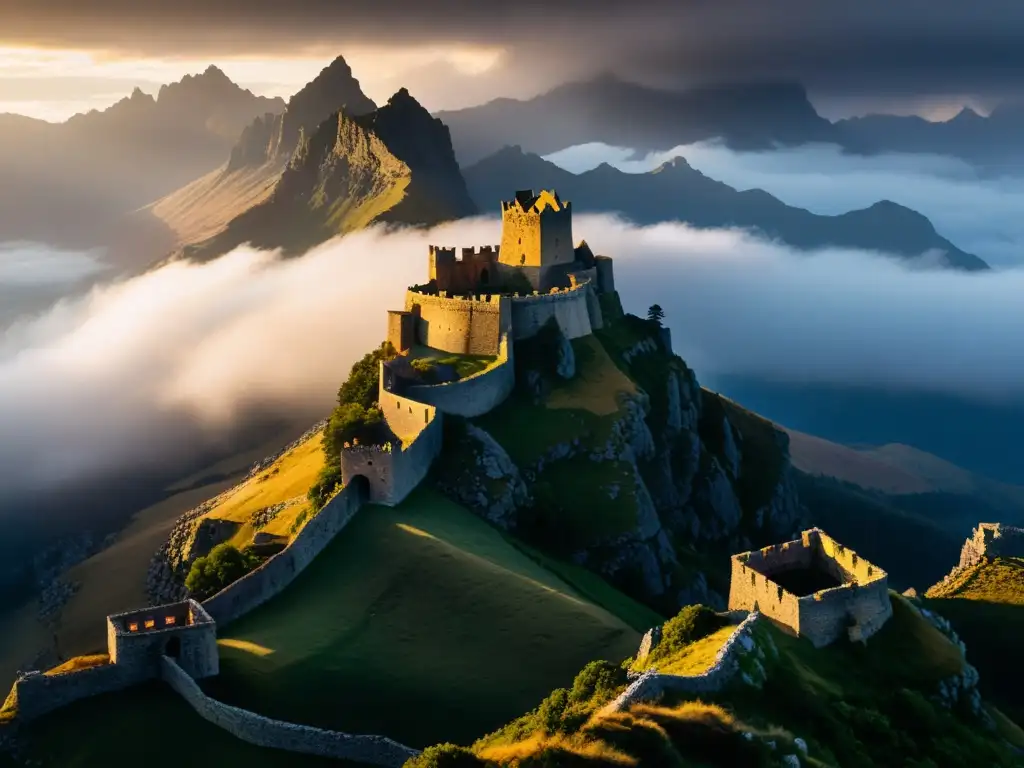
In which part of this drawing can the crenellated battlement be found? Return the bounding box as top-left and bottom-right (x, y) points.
(729, 528), (891, 647)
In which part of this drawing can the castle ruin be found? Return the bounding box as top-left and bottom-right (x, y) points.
(341, 189), (616, 506)
(728, 528), (892, 648)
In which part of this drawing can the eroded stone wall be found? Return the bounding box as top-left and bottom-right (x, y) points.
(728, 556), (802, 633)
(608, 613), (763, 711)
(959, 523), (1024, 569)
(161, 657), (418, 767)
(510, 284), (595, 341)
(404, 291), (504, 356)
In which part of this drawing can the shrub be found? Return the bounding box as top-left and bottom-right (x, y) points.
(307, 463), (342, 512)
(404, 743), (484, 768)
(336, 341), (396, 410)
(185, 543), (260, 600)
(322, 403), (384, 465)
(645, 605), (729, 668)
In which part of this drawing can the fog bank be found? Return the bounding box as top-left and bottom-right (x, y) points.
(1, 215), (1021, 505)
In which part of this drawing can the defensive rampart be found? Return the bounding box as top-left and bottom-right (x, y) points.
(202, 482), (364, 627)
(161, 657), (418, 767)
(607, 612), (762, 712)
(404, 290), (507, 356)
(510, 283), (597, 341)
(403, 332), (515, 417)
(14, 662), (140, 722)
(728, 528), (892, 648)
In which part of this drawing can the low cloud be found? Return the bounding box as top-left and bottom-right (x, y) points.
(544, 141), (1024, 268)
(1, 215), (1021, 506)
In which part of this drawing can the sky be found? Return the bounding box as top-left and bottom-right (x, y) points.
(3, 0), (1024, 120)
(2, 215), (1023, 504)
(544, 141), (1024, 268)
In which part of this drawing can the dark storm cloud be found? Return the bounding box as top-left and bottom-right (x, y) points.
(5, 1), (1024, 103)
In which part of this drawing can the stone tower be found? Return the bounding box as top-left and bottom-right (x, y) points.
(498, 190), (575, 283)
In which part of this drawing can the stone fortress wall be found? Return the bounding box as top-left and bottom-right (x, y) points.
(403, 291), (506, 357)
(729, 528), (892, 648)
(161, 657), (417, 768)
(403, 331), (516, 418)
(958, 522), (1024, 569)
(15, 599), (218, 722)
(202, 479), (365, 627)
(509, 276), (602, 341)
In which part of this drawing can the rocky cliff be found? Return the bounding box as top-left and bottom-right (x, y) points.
(183, 88), (477, 262)
(226, 56), (377, 171)
(434, 311), (806, 614)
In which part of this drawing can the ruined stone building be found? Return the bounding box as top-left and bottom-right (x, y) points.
(728, 528), (892, 648)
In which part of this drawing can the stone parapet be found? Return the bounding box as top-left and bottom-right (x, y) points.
(161, 657), (418, 767)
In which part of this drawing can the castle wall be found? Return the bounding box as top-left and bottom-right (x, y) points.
(510, 285), (595, 341)
(13, 662), (140, 722)
(595, 255), (615, 293)
(403, 333), (515, 418)
(500, 208), (544, 268)
(161, 657), (418, 767)
(728, 556), (802, 634)
(404, 291), (505, 357)
(386, 311), (414, 354)
(202, 482), (364, 627)
(728, 528), (891, 648)
(341, 383), (443, 507)
(379, 371), (438, 445)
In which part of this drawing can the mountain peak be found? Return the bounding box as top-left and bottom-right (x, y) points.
(652, 156), (693, 173)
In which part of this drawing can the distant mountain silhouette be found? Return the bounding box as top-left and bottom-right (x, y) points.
(0, 66), (285, 256)
(463, 146), (988, 270)
(436, 75), (837, 166)
(837, 105), (1024, 171)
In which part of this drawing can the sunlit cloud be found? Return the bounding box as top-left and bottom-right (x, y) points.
(0, 44), (506, 121)
(1, 215), (1022, 507)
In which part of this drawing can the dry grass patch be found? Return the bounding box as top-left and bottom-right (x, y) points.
(44, 654), (108, 676)
(655, 625), (737, 676)
(547, 336), (636, 417)
(479, 732), (637, 766)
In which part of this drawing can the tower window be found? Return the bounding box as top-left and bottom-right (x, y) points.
(518, 238), (522, 245)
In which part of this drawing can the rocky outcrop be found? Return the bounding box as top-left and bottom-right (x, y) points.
(932, 522), (1024, 591)
(435, 423), (531, 531)
(227, 56), (376, 171)
(439, 321), (806, 613)
(917, 605), (995, 729)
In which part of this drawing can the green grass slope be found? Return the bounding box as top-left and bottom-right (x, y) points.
(926, 556), (1024, 723)
(203, 488), (644, 749)
(17, 683), (361, 768)
(413, 594), (1023, 768)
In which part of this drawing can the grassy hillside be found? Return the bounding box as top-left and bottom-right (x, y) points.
(412, 595), (1023, 768)
(926, 557), (1024, 723)
(17, 683), (363, 768)
(203, 488), (646, 749)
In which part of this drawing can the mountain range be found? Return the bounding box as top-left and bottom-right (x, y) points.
(0, 66), (284, 255)
(463, 146), (989, 270)
(152, 58), (476, 264)
(438, 73), (1024, 173)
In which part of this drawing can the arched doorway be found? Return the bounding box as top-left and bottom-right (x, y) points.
(348, 474), (371, 503)
(165, 636), (181, 659)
